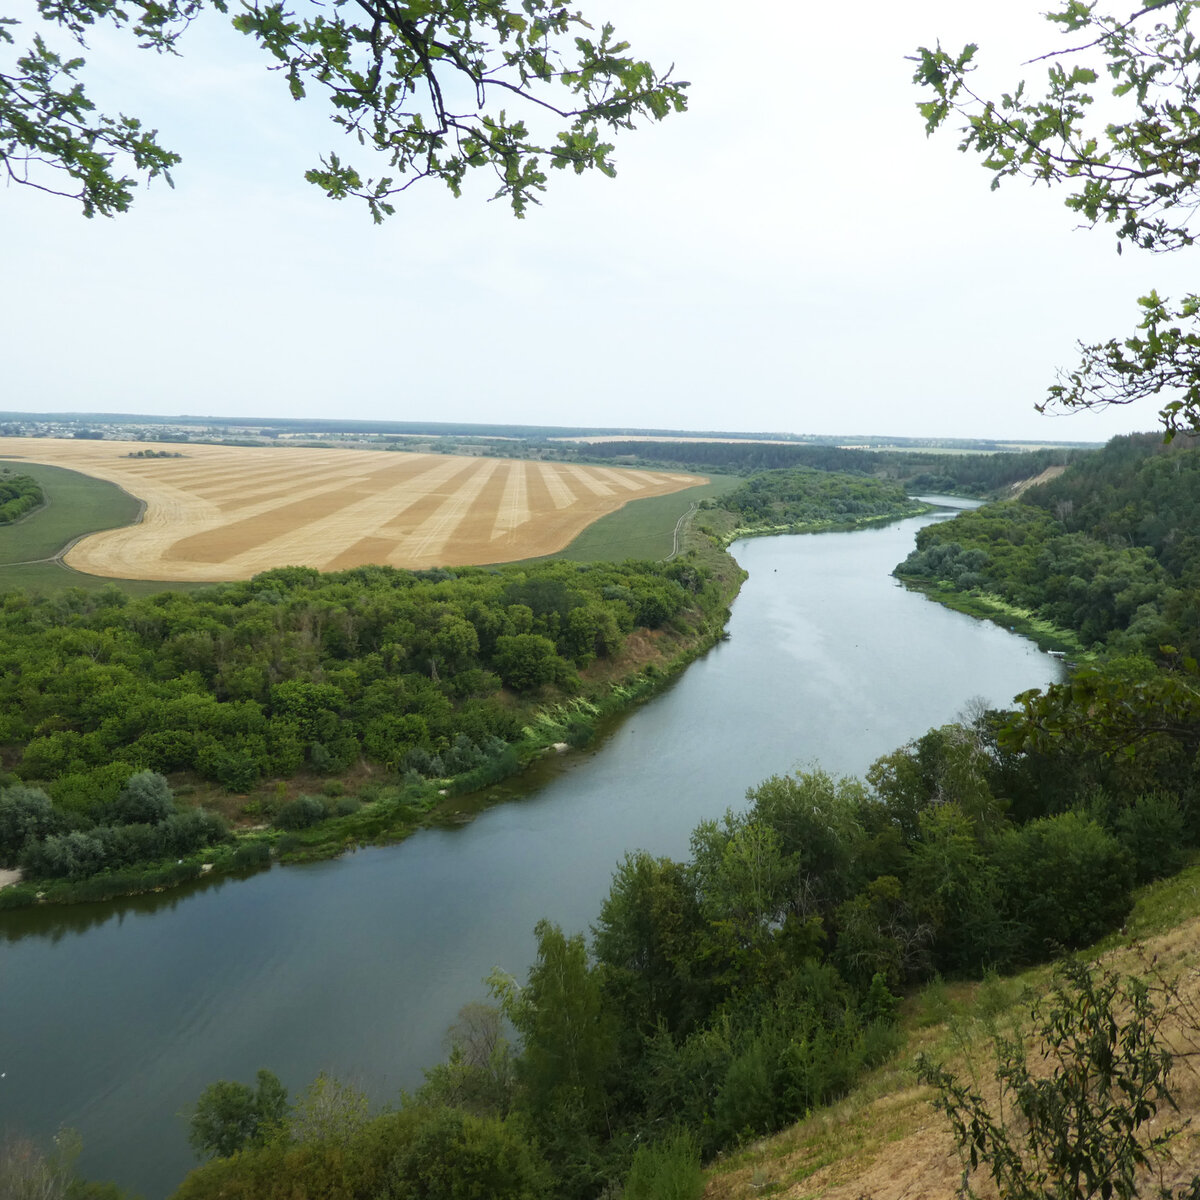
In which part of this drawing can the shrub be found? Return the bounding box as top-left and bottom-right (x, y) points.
(622, 1128), (704, 1200)
(231, 840), (271, 871)
(917, 960), (1200, 1200)
(0, 785), (61, 867)
(1113, 792), (1188, 883)
(384, 1107), (551, 1200)
(108, 770), (174, 826)
(993, 813), (1135, 959)
(273, 795), (327, 831)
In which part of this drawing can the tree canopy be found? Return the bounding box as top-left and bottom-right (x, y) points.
(1, 0), (687, 219)
(913, 1), (1200, 436)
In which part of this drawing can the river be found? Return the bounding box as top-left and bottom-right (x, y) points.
(0, 504), (1062, 1198)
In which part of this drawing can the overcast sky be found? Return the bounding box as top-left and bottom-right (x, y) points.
(4, 0), (1193, 442)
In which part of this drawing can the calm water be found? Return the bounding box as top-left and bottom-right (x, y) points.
(0, 507), (1062, 1197)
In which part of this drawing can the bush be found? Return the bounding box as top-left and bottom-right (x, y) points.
(22, 830), (107, 880)
(1113, 792), (1188, 883)
(0, 785), (61, 867)
(622, 1129), (704, 1200)
(917, 960), (1200, 1200)
(231, 840), (271, 871)
(273, 795), (327, 831)
(108, 770), (174, 826)
(0, 884), (36, 910)
(384, 1107), (551, 1200)
(993, 813), (1135, 959)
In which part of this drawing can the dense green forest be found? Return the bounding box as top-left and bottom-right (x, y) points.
(712, 468), (929, 530)
(897, 433), (1200, 659)
(0, 472), (44, 524)
(0, 555), (736, 901)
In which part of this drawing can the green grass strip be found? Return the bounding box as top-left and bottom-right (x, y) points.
(548, 475), (741, 563)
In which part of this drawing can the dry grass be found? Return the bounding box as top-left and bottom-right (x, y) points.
(0, 438), (703, 580)
(706, 873), (1200, 1200)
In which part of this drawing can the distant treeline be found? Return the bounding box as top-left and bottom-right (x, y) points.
(897, 432), (1200, 659)
(0, 472), (44, 524)
(573, 439), (1081, 493)
(0, 412), (808, 442)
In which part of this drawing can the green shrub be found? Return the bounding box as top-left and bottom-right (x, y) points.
(993, 813), (1135, 959)
(108, 770), (174, 826)
(0, 884), (36, 909)
(1113, 792), (1188, 883)
(0, 784), (61, 867)
(273, 795), (326, 831)
(231, 840), (271, 870)
(622, 1128), (704, 1200)
(384, 1107), (551, 1200)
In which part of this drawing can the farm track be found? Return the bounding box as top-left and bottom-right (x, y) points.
(0, 439), (704, 581)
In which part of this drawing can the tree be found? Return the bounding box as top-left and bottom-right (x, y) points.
(492, 633), (564, 692)
(187, 1069), (290, 1160)
(1, 0), (687, 220)
(0, 784), (60, 867)
(385, 1106), (551, 1200)
(912, 2), (1200, 435)
(108, 769), (174, 826)
(287, 1072), (371, 1144)
(917, 959), (1200, 1200)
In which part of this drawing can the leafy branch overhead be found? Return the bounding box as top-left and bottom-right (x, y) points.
(0, 0), (688, 219)
(912, 1), (1200, 435)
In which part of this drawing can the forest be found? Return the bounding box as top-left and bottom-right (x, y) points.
(0, 556), (728, 901)
(712, 468), (929, 529)
(896, 433), (1200, 660)
(572, 438), (1080, 493)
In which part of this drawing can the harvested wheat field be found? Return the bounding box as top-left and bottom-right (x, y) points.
(0, 438), (704, 581)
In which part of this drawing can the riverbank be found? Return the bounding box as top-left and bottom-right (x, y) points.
(892, 578), (1094, 660)
(0, 539), (748, 911)
(692, 498), (936, 550)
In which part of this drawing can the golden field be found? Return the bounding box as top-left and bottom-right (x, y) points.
(0, 438), (704, 581)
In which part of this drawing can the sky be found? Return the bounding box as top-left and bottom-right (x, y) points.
(4, 0), (1195, 442)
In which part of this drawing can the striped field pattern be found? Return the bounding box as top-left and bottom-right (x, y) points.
(0, 439), (704, 581)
